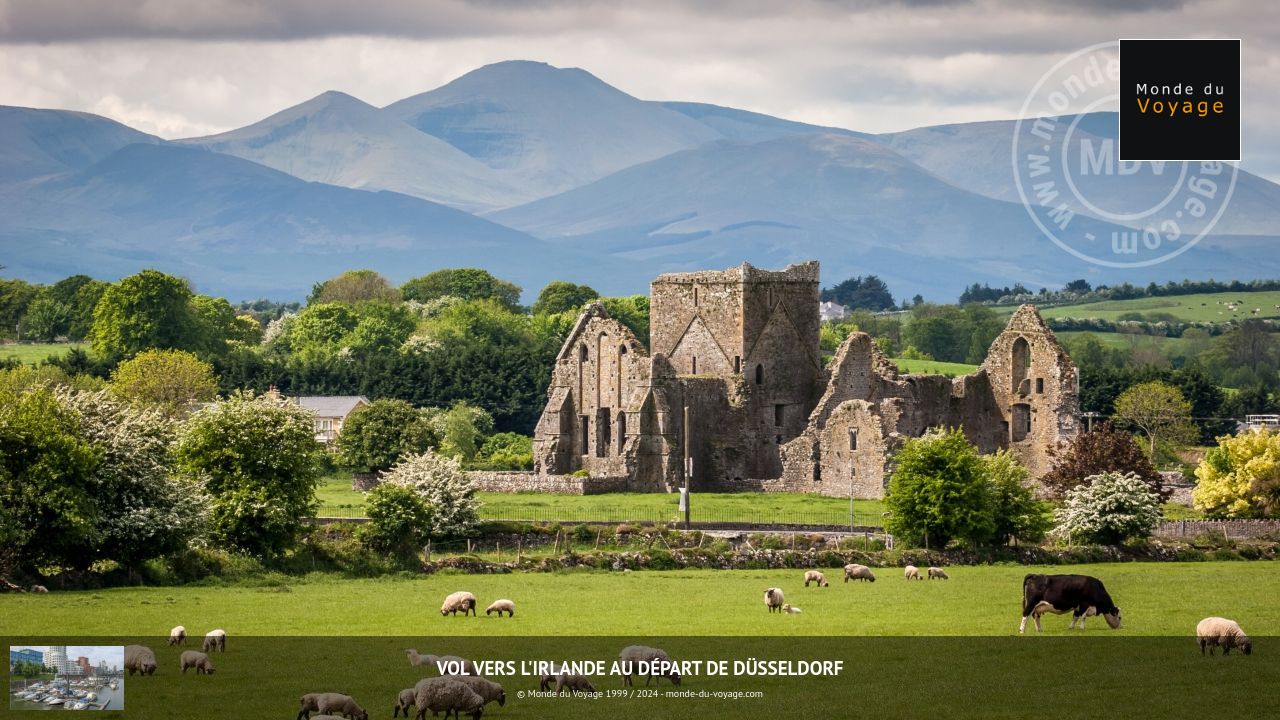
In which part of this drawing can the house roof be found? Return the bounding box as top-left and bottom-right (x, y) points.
(295, 396), (369, 418)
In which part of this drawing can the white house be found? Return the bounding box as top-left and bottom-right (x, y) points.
(294, 396), (369, 443)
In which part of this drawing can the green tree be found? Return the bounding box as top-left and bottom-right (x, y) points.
(1053, 471), (1161, 544)
(430, 401), (494, 463)
(600, 295), (650, 348)
(21, 293), (72, 341)
(400, 268), (522, 311)
(109, 349), (218, 417)
(982, 450), (1051, 544)
(1193, 429), (1280, 518)
(286, 303), (359, 354)
(532, 281), (600, 315)
(474, 432), (534, 470)
(884, 429), (995, 547)
(90, 269), (197, 359)
(309, 269), (400, 305)
(378, 451), (480, 539)
(334, 399), (438, 473)
(0, 278), (38, 340)
(1041, 422), (1163, 498)
(174, 391), (321, 557)
(1114, 381), (1198, 458)
(0, 386), (101, 574)
(820, 275), (895, 311)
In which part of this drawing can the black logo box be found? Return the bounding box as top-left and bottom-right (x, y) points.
(1120, 39), (1240, 162)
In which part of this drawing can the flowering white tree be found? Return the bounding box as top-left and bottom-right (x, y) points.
(58, 388), (208, 566)
(380, 451), (481, 538)
(1053, 471), (1162, 545)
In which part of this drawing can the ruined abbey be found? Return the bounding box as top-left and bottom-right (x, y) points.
(531, 262), (1079, 498)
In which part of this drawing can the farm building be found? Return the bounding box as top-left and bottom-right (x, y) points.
(531, 261), (1079, 498)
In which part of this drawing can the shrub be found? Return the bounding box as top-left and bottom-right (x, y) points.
(334, 398), (437, 473)
(983, 450), (1051, 544)
(473, 432), (534, 470)
(379, 451), (481, 539)
(885, 429), (994, 547)
(1042, 422), (1164, 498)
(1053, 472), (1162, 545)
(360, 484), (433, 558)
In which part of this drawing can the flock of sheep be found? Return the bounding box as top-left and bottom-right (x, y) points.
(764, 564), (949, 614)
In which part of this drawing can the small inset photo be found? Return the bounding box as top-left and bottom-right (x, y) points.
(9, 646), (125, 711)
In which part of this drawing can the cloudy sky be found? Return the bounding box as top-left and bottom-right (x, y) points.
(1, 0), (1276, 178)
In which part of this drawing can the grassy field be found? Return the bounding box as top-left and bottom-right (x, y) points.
(0, 341), (85, 364)
(2, 562), (1273, 637)
(317, 476), (887, 525)
(889, 357), (979, 376)
(1009, 291), (1280, 323)
(5, 563), (1274, 719)
(1057, 330), (1193, 354)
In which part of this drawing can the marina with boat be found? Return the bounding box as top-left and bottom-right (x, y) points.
(9, 677), (123, 711)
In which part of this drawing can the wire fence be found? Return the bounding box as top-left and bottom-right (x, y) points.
(311, 504), (887, 530)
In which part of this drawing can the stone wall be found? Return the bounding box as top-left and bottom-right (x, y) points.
(466, 471), (630, 495)
(1154, 519), (1280, 540)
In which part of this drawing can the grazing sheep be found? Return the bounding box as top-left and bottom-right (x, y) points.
(441, 591), (478, 617)
(451, 676), (506, 708)
(782, 604), (802, 614)
(298, 692), (369, 720)
(124, 645), (157, 676)
(803, 571), (829, 587)
(555, 673), (598, 696)
(405, 650), (478, 675)
(928, 567), (950, 580)
(1196, 617), (1253, 656)
(904, 565), (923, 581)
(203, 629), (226, 653)
(843, 564), (876, 583)
(30, 585), (48, 593)
(618, 645), (682, 687)
(168, 625), (187, 646)
(179, 650), (215, 675)
(413, 678), (486, 720)
(393, 688), (417, 718)
(485, 599), (515, 617)
(764, 587), (785, 613)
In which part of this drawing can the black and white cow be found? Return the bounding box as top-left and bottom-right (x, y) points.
(1020, 574), (1121, 633)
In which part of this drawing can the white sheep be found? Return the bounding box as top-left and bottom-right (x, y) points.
(168, 625), (187, 646)
(203, 629), (226, 653)
(124, 645), (157, 676)
(764, 587), (785, 613)
(1196, 617), (1253, 656)
(904, 565), (923, 580)
(405, 650), (478, 675)
(413, 678), (486, 720)
(451, 676), (506, 708)
(30, 585), (48, 593)
(618, 645), (682, 687)
(803, 571), (829, 587)
(179, 650), (215, 675)
(928, 567), (949, 580)
(782, 604), (802, 614)
(555, 673), (597, 696)
(393, 688), (416, 718)
(441, 591), (478, 617)
(297, 692), (369, 720)
(843, 564), (876, 583)
(485, 599), (515, 617)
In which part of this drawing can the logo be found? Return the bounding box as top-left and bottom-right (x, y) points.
(1012, 41), (1237, 268)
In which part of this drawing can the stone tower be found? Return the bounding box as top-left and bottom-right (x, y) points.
(650, 261), (824, 478)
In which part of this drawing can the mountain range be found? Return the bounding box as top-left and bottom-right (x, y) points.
(2, 59), (1277, 301)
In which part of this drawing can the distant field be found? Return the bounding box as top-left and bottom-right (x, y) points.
(1001, 291), (1280, 323)
(0, 342), (84, 364)
(1057, 331), (1193, 353)
(316, 476), (888, 526)
(890, 357), (979, 376)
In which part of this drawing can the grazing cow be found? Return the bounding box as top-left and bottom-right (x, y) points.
(1020, 574), (1121, 633)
